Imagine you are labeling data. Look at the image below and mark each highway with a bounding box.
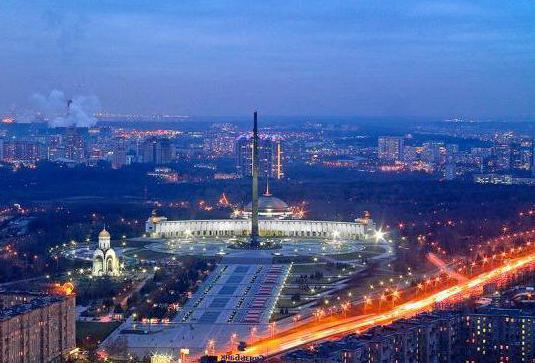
[240,248,535,358]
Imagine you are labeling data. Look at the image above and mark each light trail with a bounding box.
[426,252,467,282]
[240,250,535,358]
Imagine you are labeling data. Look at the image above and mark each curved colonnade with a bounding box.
[146,219,373,240]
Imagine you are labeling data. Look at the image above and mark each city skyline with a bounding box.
[1,2,535,363]
[1,1,535,118]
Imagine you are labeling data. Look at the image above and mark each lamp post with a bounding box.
[179,348,190,363]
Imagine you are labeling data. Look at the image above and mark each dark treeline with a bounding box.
[0,163,533,281]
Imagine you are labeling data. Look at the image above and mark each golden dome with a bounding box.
[149,210,163,224]
[99,228,110,238]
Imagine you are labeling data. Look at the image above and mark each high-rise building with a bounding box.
[403,145,419,163]
[235,134,283,178]
[493,144,511,171]
[112,140,128,169]
[283,311,463,363]
[283,308,535,363]
[421,142,444,167]
[533,144,535,177]
[140,138,173,165]
[464,308,535,362]
[378,136,404,162]
[88,147,103,163]
[203,123,237,158]
[511,137,533,171]
[444,163,456,180]
[1,140,41,162]
[46,134,63,160]
[445,143,459,155]
[274,138,284,179]
[444,144,459,162]
[63,128,85,162]
[0,291,76,363]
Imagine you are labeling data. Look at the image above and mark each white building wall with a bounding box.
[147,219,370,239]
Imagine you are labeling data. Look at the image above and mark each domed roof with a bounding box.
[99,228,110,238]
[245,195,289,212]
[149,210,160,223]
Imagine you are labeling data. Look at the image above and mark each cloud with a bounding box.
[41,5,90,58]
[32,89,100,127]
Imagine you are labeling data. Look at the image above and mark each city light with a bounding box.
[374,229,386,242]
[240,247,535,358]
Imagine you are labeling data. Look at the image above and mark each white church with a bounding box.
[92,228,121,277]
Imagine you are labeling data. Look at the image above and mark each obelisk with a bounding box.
[250,111,260,247]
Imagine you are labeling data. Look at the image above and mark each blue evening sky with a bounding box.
[0,1,534,118]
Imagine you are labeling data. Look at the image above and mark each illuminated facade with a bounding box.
[0,291,76,363]
[63,127,85,162]
[284,311,464,363]
[511,137,534,171]
[283,308,535,363]
[1,140,41,162]
[145,214,375,239]
[464,308,535,362]
[92,228,121,277]
[378,136,404,162]
[140,137,173,165]
[235,134,284,179]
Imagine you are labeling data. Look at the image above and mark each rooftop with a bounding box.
[0,290,70,321]
[245,195,289,213]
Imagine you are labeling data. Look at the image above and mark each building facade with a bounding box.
[1,140,41,162]
[283,311,464,363]
[378,136,404,162]
[511,137,534,171]
[140,138,173,165]
[282,308,535,363]
[63,128,85,162]
[145,214,375,240]
[92,228,121,277]
[464,308,535,362]
[0,291,76,363]
[235,134,283,179]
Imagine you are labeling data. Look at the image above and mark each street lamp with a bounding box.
[250,326,257,340]
[230,333,238,348]
[179,348,190,363]
[206,339,215,355]
[374,230,385,242]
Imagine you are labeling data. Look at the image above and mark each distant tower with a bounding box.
[276,140,283,179]
[92,228,121,277]
[250,111,260,248]
[532,141,535,177]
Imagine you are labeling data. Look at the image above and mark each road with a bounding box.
[238,249,535,358]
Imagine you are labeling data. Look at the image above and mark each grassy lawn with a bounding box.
[123,239,153,248]
[123,248,168,260]
[273,255,314,263]
[276,297,311,308]
[331,246,386,261]
[76,321,122,345]
[281,286,329,295]
[290,262,358,276]
[291,263,329,273]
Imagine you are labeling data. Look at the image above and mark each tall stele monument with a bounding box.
[250,111,260,248]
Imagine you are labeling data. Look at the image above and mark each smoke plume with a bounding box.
[32,90,100,128]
